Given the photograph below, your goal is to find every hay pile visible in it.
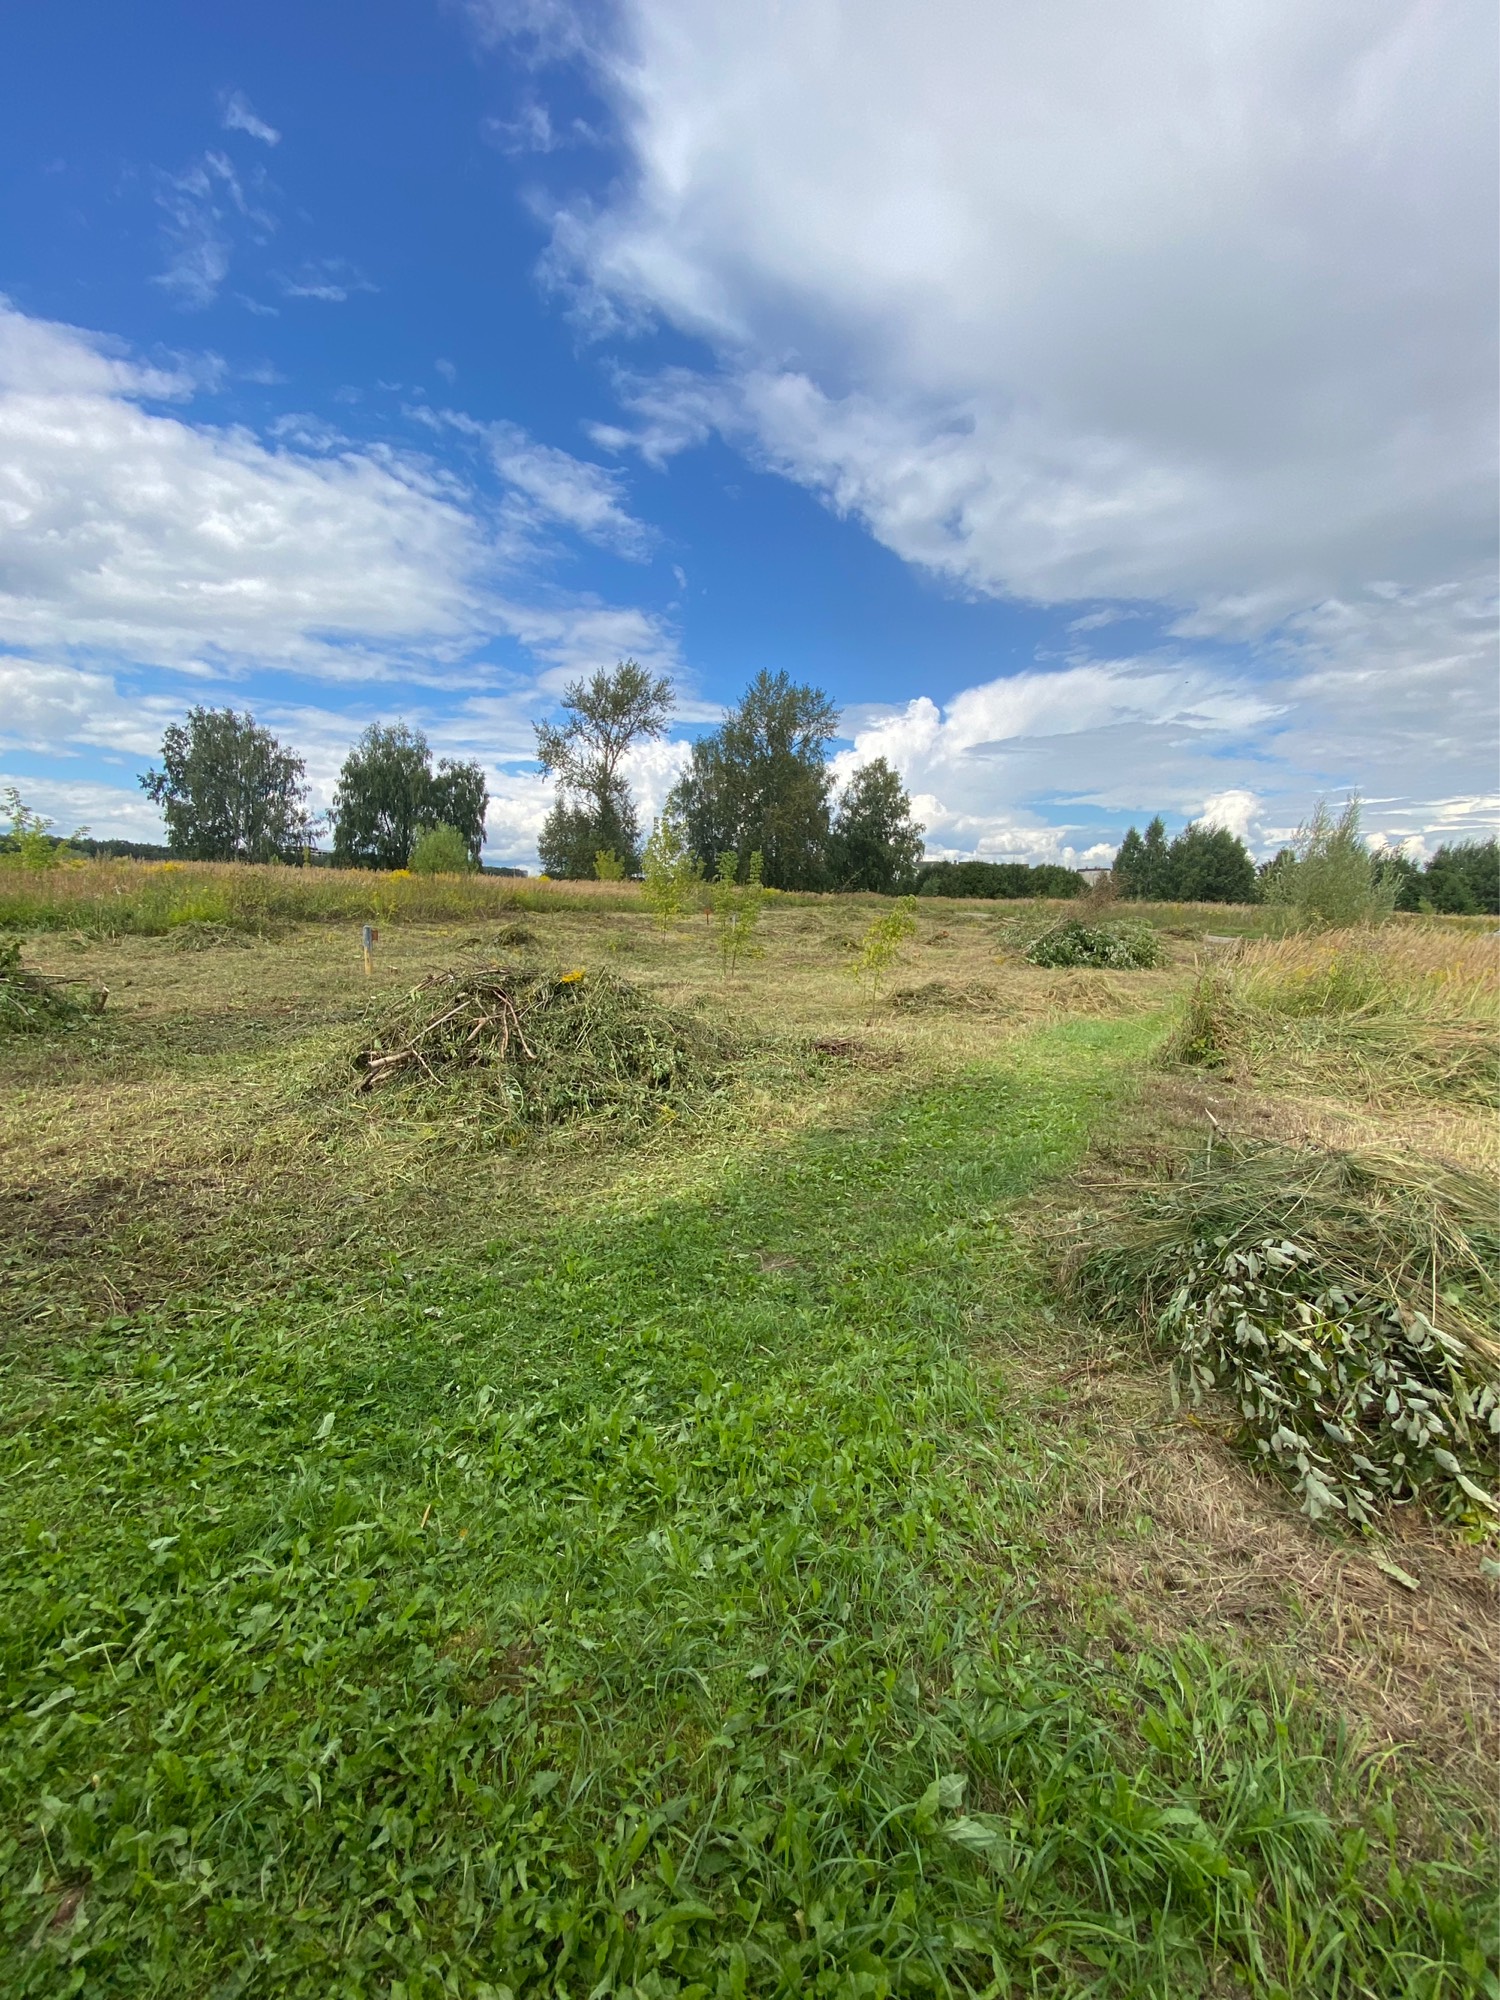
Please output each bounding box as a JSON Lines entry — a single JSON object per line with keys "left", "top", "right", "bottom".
{"left": 888, "top": 980, "right": 1001, "bottom": 1013}
{"left": 352, "top": 963, "right": 732, "bottom": 1130}
{"left": 1075, "top": 1141, "right": 1500, "bottom": 1531}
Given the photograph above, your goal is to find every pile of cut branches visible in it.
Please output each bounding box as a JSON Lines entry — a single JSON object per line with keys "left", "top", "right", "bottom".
{"left": 1074, "top": 1140, "right": 1500, "bottom": 1531}
{"left": 353, "top": 963, "right": 732, "bottom": 1130}
{"left": 1024, "top": 919, "right": 1164, "bottom": 970}
{"left": 0, "top": 938, "right": 103, "bottom": 1033}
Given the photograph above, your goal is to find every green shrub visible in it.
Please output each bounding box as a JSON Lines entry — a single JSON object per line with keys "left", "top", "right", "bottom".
{"left": 409, "top": 823, "right": 474, "bottom": 875}
{"left": 1024, "top": 919, "right": 1164, "bottom": 969}
{"left": 1263, "top": 797, "right": 1397, "bottom": 928}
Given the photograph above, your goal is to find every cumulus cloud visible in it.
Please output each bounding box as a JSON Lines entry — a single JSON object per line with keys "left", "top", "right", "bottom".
{"left": 548, "top": 2, "right": 1494, "bottom": 603}
{"left": 491, "top": 0, "right": 1497, "bottom": 850}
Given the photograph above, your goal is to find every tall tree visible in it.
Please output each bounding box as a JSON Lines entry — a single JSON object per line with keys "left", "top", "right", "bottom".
{"left": 1112, "top": 826, "right": 1148, "bottom": 897}
{"left": 332, "top": 723, "right": 488, "bottom": 869}
{"left": 827, "top": 757, "right": 925, "bottom": 893}
{"left": 140, "top": 708, "right": 313, "bottom": 862}
{"left": 1419, "top": 838, "right": 1500, "bottom": 915}
{"left": 1138, "top": 816, "right": 1172, "bottom": 898}
{"left": 427, "top": 758, "right": 490, "bottom": 866}
{"left": 672, "top": 670, "right": 840, "bottom": 890}
{"left": 1167, "top": 823, "right": 1258, "bottom": 903}
{"left": 333, "top": 723, "right": 432, "bottom": 870}
{"left": 535, "top": 659, "right": 673, "bottom": 877}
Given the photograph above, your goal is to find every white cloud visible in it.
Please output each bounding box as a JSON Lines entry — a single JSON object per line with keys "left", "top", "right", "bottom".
{"left": 154, "top": 150, "right": 277, "bottom": 309}
{"left": 489, "top": 420, "right": 652, "bottom": 557}
{"left": 0, "top": 300, "right": 680, "bottom": 694}
{"left": 219, "top": 91, "right": 281, "bottom": 147}
{"left": 483, "top": 0, "right": 1497, "bottom": 855}
{"left": 1198, "top": 790, "right": 1262, "bottom": 842}
{"left": 413, "top": 404, "right": 655, "bottom": 559}
{"left": 275, "top": 258, "right": 377, "bottom": 303}
{"left": 547, "top": 2, "right": 1494, "bottom": 608}
{"left": 0, "top": 658, "right": 178, "bottom": 757}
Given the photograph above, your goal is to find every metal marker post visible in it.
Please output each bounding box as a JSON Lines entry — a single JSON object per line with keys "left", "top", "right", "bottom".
{"left": 362, "top": 923, "right": 378, "bottom": 976}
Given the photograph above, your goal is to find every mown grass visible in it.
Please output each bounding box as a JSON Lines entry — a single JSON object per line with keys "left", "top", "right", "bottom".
{"left": 2, "top": 1019, "right": 1493, "bottom": 1997}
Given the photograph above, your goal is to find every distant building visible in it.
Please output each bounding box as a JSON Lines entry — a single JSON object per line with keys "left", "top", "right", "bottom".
{"left": 1077, "top": 867, "right": 1112, "bottom": 887}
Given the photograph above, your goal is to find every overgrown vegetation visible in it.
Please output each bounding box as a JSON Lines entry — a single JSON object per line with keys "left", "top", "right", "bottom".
{"left": 1024, "top": 917, "right": 1165, "bottom": 969}
{"left": 1169, "top": 927, "right": 1498, "bottom": 1107}
{"left": 408, "top": 823, "right": 476, "bottom": 876}
{"left": 1261, "top": 797, "right": 1398, "bottom": 928}
{"left": 0, "top": 858, "right": 633, "bottom": 936}
{"left": 916, "top": 857, "right": 1083, "bottom": 899}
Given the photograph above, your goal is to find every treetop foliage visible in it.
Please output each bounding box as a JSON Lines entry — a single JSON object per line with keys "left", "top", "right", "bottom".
{"left": 916, "top": 859, "right": 1084, "bottom": 900}
{"left": 140, "top": 707, "right": 313, "bottom": 863}
{"left": 536, "top": 660, "right": 673, "bottom": 878}
{"left": 1114, "top": 815, "right": 1257, "bottom": 904}
{"left": 672, "top": 670, "right": 840, "bottom": 890}
{"left": 828, "top": 758, "right": 925, "bottom": 893}
{"left": 332, "top": 722, "right": 488, "bottom": 871}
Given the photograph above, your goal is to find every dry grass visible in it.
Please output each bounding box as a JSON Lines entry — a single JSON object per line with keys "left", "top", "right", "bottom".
{"left": 1237, "top": 923, "right": 1500, "bottom": 1021}
{"left": 0, "top": 856, "right": 645, "bottom": 935}
{"left": 1001, "top": 1016, "right": 1500, "bottom": 1796}
{"left": 2, "top": 898, "right": 1162, "bottom": 1333}
{"left": 1010, "top": 1352, "right": 1499, "bottom": 1776}
{"left": 1168, "top": 922, "right": 1499, "bottom": 1113}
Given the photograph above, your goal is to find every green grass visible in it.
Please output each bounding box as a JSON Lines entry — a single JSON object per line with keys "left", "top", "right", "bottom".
{"left": 2, "top": 1018, "right": 1493, "bottom": 1996}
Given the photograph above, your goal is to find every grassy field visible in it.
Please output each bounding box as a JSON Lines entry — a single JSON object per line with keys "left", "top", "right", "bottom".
{"left": 1, "top": 874, "right": 1495, "bottom": 1996}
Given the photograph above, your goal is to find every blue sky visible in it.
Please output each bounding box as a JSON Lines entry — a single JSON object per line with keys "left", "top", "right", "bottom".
{"left": 1, "top": 0, "right": 1495, "bottom": 868}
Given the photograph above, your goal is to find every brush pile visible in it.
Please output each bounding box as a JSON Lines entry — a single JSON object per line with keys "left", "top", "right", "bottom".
{"left": 1076, "top": 1141, "right": 1500, "bottom": 1531}
{"left": 353, "top": 963, "right": 732, "bottom": 1130}
{"left": 1024, "top": 919, "right": 1164, "bottom": 970}
{"left": 0, "top": 938, "right": 102, "bottom": 1033}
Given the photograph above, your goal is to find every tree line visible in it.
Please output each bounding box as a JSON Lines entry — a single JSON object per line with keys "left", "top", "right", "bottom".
{"left": 134, "top": 666, "right": 930, "bottom": 892}
{"left": 124, "top": 676, "right": 1499, "bottom": 910}
{"left": 1113, "top": 806, "right": 1498, "bottom": 914}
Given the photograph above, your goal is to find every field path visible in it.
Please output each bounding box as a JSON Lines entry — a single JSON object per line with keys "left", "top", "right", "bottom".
{"left": 2, "top": 1015, "right": 1488, "bottom": 1996}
